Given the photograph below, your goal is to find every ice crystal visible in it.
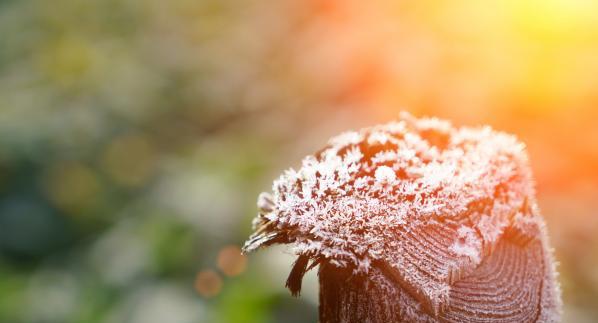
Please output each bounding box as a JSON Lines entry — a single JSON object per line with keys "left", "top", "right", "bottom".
{"left": 244, "top": 112, "right": 561, "bottom": 321}
{"left": 448, "top": 226, "right": 482, "bottom": 264}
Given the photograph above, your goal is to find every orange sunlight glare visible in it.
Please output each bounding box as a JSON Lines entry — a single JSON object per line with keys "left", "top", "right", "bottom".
{"left": 301, "top": 0, "right": 598, "bottom": 121}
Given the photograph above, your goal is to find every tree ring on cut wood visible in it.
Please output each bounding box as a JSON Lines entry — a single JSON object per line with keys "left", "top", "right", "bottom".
{"left": 243, "top": 112, "right": 561, "bottom": 322}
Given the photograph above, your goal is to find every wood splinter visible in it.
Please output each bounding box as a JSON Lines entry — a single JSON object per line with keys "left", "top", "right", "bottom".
{"left": 243, "top": 112, "right": 562, "bottom": 323}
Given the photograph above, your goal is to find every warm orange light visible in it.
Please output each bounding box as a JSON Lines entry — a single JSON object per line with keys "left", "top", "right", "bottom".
{"left": 195, "top": 269, "right": 223, "bottom": 298}
{"left": 216, "top": 245, "right": 247, "bottom": 277}
{"left": 293, "top": 0, "right": 598, "bottom": 121}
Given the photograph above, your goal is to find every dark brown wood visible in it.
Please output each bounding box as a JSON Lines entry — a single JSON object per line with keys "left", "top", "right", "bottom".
{"left": 319, "top": 261, "right": 404, "bottom": 323}
{"left": 317, "top": 235, "right": 556, "bottom": 323}
{"left": 243, "top": 115, "right": 562, "bottom": 323}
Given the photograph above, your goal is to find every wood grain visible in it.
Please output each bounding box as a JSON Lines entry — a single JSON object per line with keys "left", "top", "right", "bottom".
{"left": 318, "top": 231, "right": 558, "bottom": 323}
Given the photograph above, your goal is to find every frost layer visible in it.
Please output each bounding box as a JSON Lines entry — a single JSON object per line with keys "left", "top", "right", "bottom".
{"left": 244, "top": 113, "right": 561, "bottom": 322}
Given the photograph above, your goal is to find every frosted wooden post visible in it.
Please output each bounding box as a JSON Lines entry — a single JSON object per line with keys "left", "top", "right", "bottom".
{"left": 243, "top": 113, "right": 561, "bottom": 322}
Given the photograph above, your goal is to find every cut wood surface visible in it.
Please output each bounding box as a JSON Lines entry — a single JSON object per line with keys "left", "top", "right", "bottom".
{"left": 243, "top": 113, "right": 561, "bottom": 322}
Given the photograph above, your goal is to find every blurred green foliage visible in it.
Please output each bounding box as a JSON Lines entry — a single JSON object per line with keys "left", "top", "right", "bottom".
{"left": 0, "top": 0, "right": 319, "bottom": 322}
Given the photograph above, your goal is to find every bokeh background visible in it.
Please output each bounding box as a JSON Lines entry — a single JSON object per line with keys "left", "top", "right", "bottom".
{"left": 1, "top": 0, "right": 597, "bottom": 322}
